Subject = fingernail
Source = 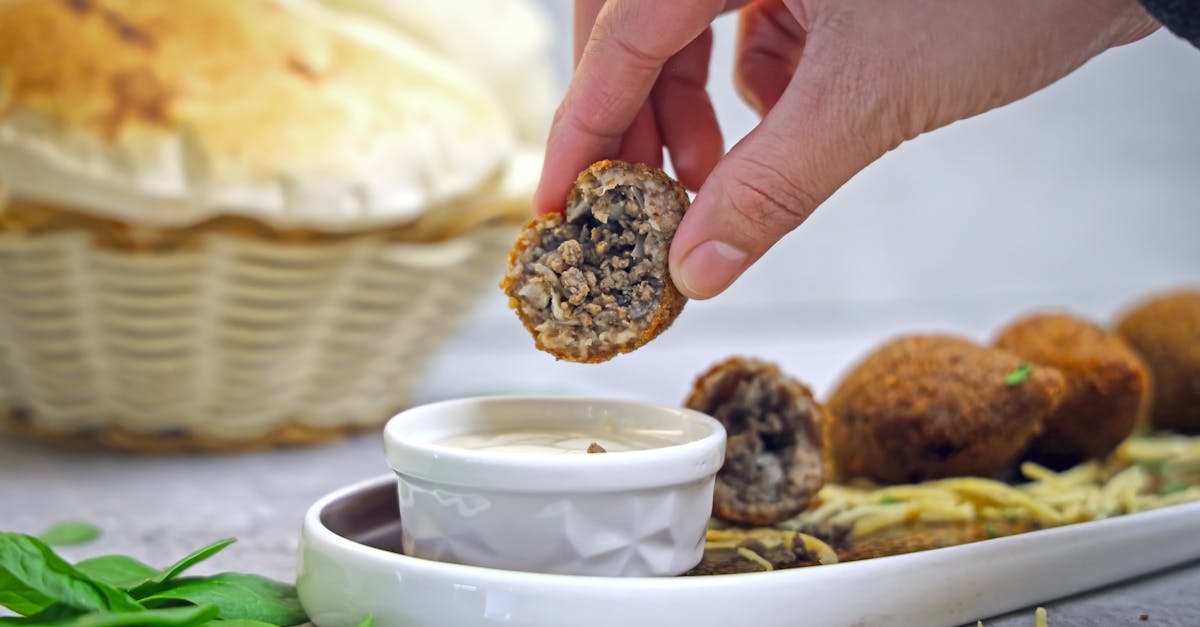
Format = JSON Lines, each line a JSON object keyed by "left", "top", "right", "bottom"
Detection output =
{"left": 674, "top": 241, "right": 749, "bottom": 299}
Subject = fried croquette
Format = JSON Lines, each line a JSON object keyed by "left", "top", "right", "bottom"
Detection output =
{"left": 685, "top": 357, "right": 827, "bottom": 526}
{"left": 828, "top": 335, "right": 1067, "bottom": 484}
{"left": 1116, "top": 290, "right": 1200, "bottom": 434}
{"left": 501, "top": 160, "right": 688, "bottom": 363}
{"left": 994, "top": 312, "right": 1150, "bottom": 468}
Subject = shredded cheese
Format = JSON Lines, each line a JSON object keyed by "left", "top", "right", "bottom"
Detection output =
{"left": 736, "top": 547, "right": 773, "bottom": 572}
{"left": 704, "top": 529, "right": 840, "bottom": 566}
{"left": 781, "top": 435, "right": 1200, "bottom": 539}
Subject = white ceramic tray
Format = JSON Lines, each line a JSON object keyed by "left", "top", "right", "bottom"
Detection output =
{"left": 297, "top": 475, "right": 1200, "bottom": 627}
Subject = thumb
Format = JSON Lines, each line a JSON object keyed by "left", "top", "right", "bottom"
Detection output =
{"left": 668, "top": 45, "right": 894, "bottom": 300}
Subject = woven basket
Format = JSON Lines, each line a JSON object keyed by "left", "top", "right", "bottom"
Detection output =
{"left": 0, "top": 212, "right": 515, "bottom": 452}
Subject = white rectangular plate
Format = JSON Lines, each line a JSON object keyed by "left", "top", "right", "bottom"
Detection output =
{"left": 299, "top": 475, "right": 1200, "bottom": 627}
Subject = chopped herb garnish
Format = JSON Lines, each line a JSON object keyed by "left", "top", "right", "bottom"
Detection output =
{"left": 1137, "top": 460, "right": 1165, "bottom": 475}
{"left": 1158, "top": 483, "right": 1189, "bottom": 496}
{"left": 984, "top": 524, "right": 998, "bottom": 539}
{"left": 879, "top": 495, "right": 901, "bottom": 505}
{"left": 1004, "top": 364, "right": 1034, "bottom": 386}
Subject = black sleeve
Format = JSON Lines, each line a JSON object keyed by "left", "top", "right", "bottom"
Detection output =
{"left": 1139, "top": 0, "right": 1200, "bottom": 48}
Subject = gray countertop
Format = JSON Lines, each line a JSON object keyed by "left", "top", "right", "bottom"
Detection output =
{"left": 3, "top": 297, "right": 1198, "bottom": 626}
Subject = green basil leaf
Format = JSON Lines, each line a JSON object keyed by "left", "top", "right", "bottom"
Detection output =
{"left": 38, "top": 524, "right": 102, "bottom": 548}
{"left": 131, "top": 539, "right": 235, "bottom": 597}
{"left": 156, "top": 539, "right": 236, "bottom": 584}
{"left": 74, "top": 556, "right": 158, "bottom": 590}
{"left": 70, "top": 606, "right": 219, "bottom": 627}
{"left": 0, "top": 605, "right": 220, "bottom": 627}
{"left": 199, "top": 614, "right": 278, "bottom": 619}
{"left": 0, "top": 602, "right": 82, "bottom": 624}
{"left": 0, "top": 568, "right": 55, "bottom": 616}
{"left": 139, "top": 573, "right": 305, "bottom": 626}
{"left": 356, "top": 614, "right": 375, "bottom": 627}
{"left": 0, "top": 533, "right": 141, "bottom": 616}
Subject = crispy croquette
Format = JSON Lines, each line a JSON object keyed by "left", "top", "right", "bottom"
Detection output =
{"left": 995, "top": 312, "right": 1150, "bottom": 468}
{"left": 1116, "top": 290, "right": 1200, "bottom": 434}
{"left": 501, "top": 160, "right": 688, "bottom": 363}
{"left": 685, "top": 357, "right": 827, "bottom": 526}
{"left": 828, "top": 335, "right": 1067, "bottom": 484}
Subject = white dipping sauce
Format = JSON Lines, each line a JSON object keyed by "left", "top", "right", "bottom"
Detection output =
{"left": 436, "top": 428, "right": 684, "bottom": 454}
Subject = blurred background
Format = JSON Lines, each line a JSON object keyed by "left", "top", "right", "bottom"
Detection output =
{"left": 427, "top": 3, "right": 1200, "bottom": 400}
{"left": 531, "top": 2, "right": 1200, "bottom": 313}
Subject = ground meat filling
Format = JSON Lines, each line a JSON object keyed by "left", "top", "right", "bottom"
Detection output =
{"left": 686, "top": 358, "right": 826, "bottom": 526}
{"left": 506, "top": 163, "right": 684, "bottom": 361}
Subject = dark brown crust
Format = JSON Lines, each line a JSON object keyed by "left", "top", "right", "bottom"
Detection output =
{"left": 827, "top": 335, "right": 1067, "bottom": 484}
{"left": 833, "top": 520, "right": 1029, "bottom": 563}
{"left": 994, "top": 312, "right": 1151, "bottom": 468}
{"left": 684, "top": 538, "right": 821, "bottom": 575}
{"left": 500, "top": 160, "right": 688, "bottom": 363}
{"left": 1116, "top": 290, "right": 1200, "bottom": 434}
{"left": 684, "top": 357, "right": 827, "bottom": 526}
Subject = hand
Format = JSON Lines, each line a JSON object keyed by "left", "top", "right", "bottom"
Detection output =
{"left": 534, "top": 0, "right": 1159, "bottom": 299}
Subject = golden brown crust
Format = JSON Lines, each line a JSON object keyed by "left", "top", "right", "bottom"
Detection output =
{"left": 564, "top": 159, "right": 690, "bottom": 222}
{"left": 827, "top": 334, "right": 1067, "bottom": 484}
{"left": 0, "top": 0, "right": 486, "bottom": 151}
{"left": 684, "top": 357, "right": 827, "bottom": 526}
{"left": 0, "top": 0, "right": 513, "bottom": 229}
{"left": 501, "top": 160, "right": 688, "bottom": 363}
{"left": 1116, "top": 289, "right": 1200, "bottom": 434}
{"left": 994, "top": 312, "right": 1150, "bottom": 467}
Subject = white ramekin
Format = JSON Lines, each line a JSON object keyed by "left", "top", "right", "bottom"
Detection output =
{"left": 382, "top": 396, "right": 726, "bottom": 577}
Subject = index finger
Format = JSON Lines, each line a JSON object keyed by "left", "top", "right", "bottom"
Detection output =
{"left": 574, "top": 0, "right": 606, "bottom": 65}
{"left": 534, "top": 0, "right": 730, "bottom": 215}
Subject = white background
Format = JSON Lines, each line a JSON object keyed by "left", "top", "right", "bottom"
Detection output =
{"left": 522, "top": 3, "right": 1199, "bottom": 312}
{"left": 428, "top": 3, "right": 1200, "bottom": 404}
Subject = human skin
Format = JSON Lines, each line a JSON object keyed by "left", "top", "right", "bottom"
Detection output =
{"left": 534, "top": 0, "right": 1160, "bottom": 299}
